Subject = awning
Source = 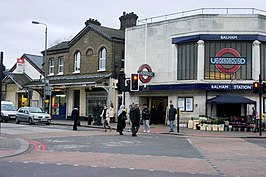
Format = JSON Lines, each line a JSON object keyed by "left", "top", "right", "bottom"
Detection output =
{"left": 207, "top": 93, "right": 256, "bottom": 105}
{"left": 3, "top": 73, "right": 32, "bottom": 89}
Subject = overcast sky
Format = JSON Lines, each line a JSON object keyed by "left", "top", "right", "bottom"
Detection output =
{"left": 1, "top": 0, "right": 266, "bottom": 69}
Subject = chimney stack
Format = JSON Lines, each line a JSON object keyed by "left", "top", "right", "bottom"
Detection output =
{"left": 119, "top": 12, "right": 138, "bottom": 31}
{"left": 85, "top": 18, "right": 101, "bottom": 26}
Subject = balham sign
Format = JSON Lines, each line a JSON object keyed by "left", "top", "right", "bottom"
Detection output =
{"left": 137, "top": 64, "right": 155, "bottom": 83}
{"left": 210, "top": 48, "right": 246, "bottom": 75}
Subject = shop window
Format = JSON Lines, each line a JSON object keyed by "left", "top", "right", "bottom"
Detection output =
{"left": 49, "top": 58, "right": 54, "bottom": 75}
{"left": 74, "top": 51, "right": 81, "bottom": 73}
{"left": 58, "top": 56, "right": 64, "bottom": 75}
{"left": 98, "top": 47, "right": 106, "bottom": 71}
{"left": 178, "top": 97, "right": 193, "bottom": 112}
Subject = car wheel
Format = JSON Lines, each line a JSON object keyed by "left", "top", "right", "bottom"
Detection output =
{"left": 15, "top": 117, "right": 20, "bottom": 124}
{"left": 28, "top": 118, "right": 34, "bottom": 125}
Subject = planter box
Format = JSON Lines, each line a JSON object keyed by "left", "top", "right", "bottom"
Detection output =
{"left": 207, "top": 125, "right": 212, "bottom": 131}
{"left": 188, "top": 120, "right": 193, "bottom": 129}
{"left": 212, "top": 125, "right": 218, "bottom": 131}
{"left": 200, "top": 124, "right": 207, "bottom": 131}
{"left": 193, "top": 120, "right": 200, "bottom": 130}
{"left": 218, "top": 124, "right": 224, "bottom": 131}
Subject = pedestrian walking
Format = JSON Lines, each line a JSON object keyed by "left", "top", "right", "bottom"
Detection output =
{"left": 101, "top": 105, "right": 111, "bottom": 132}
{"left": 168, "top": 104, "right": 177, "bottom": 132}
{"left": 72, "top": 106, "right": 79, "bottom": 131}
{"left": 252, "top": 107, "right": 259, "bottom": 132}
{"left": 108, "top": 103, "right": 115, "bottom": 123}
{"left": 142, "top": 103, "right": 151, "bottom": 133}
{"left": 117, "top": 105, "right": 126, "bottom": 135}
{"left": 130, "top": 102, "right": 141, "bottom": 137}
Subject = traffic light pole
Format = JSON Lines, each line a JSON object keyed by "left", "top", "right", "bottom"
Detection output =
{"left": 259, "top": 74, "right": 262, "bottom": 136}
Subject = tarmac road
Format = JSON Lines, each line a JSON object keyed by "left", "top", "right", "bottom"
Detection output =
{"left": 1, "top": 122, "right": 266, "bottom": 177}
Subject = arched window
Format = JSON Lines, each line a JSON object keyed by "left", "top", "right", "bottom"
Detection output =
{"left": 74, "top": 51, "right": 81, "bottom": 73}
{"left": 99, "top": 48, "right": 106, "bottom": 71}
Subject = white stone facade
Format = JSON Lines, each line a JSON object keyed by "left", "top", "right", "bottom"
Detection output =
{"left": 125, "top": 13, "right": 266, "bottom": 123}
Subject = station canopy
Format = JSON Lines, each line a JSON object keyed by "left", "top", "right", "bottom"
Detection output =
{"left": 207, "top": 93, "right": 256, "bottom": 105}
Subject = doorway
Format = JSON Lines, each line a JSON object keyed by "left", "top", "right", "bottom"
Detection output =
{"left": 142, "top": 97, "right": 168, "bottom": 124}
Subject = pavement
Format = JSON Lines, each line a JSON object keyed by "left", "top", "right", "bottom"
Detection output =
{"left": 0, "top": 120, "right": 265, "bottom": 159}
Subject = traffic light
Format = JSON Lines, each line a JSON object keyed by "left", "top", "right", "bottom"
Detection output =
{"left": 253, "top": 81, "right": 260, "bottom": 93}
{"left": 130, "top": 73, "right": 139, "bottom": 91}
{"left": 117, "top": 72, "right": 125, "bottom": 91}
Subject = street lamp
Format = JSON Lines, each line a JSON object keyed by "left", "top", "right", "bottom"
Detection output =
{"left": 32, "top": 21, "right": 47, "bottom": 111}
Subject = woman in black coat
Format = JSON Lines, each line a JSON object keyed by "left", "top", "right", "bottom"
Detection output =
{"left": 117, "top": 105, "right": 126, "bottom": 135}
{"left": 72, "top": 107, "right": 79, "bottom": 131}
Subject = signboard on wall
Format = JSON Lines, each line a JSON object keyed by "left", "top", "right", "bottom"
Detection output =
{"left": 210, "top": 48, "right": 246, "bottom": 75}
{"left": 16, "top": 58, "right": 25, "bottom": 74}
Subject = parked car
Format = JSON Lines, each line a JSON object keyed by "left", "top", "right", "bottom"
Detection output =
{"left": 1, "top": 101, "right": 17, "bottom": 122}
{"left": 16, "top": 107, "right": 51, "bottom": 125}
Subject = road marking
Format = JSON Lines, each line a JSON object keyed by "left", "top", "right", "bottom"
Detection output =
{"left": 57, "top": 163, "right": 62, "bottom": 166}
{"left": 23, "top": 161, "right": 29, "bottom": 164}
{"left": 28, "top": 140, "right": 46, "bottom": 151}
{"left": 73, "top": 164, "right": 79, "bottom": 167}
{"left": 129, "top": 168, "right": 135, "bottom": 170}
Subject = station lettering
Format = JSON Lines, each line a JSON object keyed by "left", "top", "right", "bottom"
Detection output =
{"left": 210, "top": 57, "right": 246, "bottom": 65}
{"left": 220, "top": 35, "right": 238, "bottom": 40}
{"left": 211, "top": 84, "right": 252, "bottom": 90}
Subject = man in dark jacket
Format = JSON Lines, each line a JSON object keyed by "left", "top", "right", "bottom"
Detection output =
{"left": 129, "top": 103, "right": 140, "bottom": 136}
{"left": 72, "top": 106, "right": 79, "bottom": 131}
{"left": 168, "top": 104, "right": 177, "bottom": 132}
{"left": 142, "top": 104, "right": 151, "bottom": 133}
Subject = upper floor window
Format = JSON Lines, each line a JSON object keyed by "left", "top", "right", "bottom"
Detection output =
{"left": 49, "top": 58, "right": 54, "bottom": 75}
{"left": 74, "top": 51, "right": 81, "bottom": 73}
{"left": 99, "top": 47, "right": 106, "bottom": 71}
{"left": 58, "top": 56, "right": 64, "bottom": 75}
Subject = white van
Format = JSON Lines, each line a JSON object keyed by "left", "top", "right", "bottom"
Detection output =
{"left": 1, "top": 101, "right": 17, "bottom": 122}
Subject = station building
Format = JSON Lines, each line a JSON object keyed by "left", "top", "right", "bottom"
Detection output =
{"left": 125, "top": 8, "right": 266, "bottom": 124}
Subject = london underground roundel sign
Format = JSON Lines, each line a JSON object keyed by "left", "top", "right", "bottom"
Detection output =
{"left": 211, "top": 48, "right": 246, "bottom": 75}
{"left": 137, "top": 64, "right": 155, "bottom": 83}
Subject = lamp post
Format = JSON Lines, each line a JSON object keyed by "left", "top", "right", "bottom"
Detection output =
{"left": 32, "top": 21, "right": 47, "bottom": 111}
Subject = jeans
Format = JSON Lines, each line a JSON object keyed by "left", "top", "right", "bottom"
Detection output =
{"left": 143, "top": 119, "right": 150, "bottom": 132}
{"left": 169, "top": 120, "right": 174, "bottom": 132}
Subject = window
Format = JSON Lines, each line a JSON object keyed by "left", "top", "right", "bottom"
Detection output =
{"left": 49, "top": 58, "right": 54, "bottom": 75}
{"left": 58, "top": 56, "right": 64, "bottom": 74}
{"left": 74, "top": 51, "right": 81, "bottom": 73}
{"left": 178, "top": 97, "right": 193, "bottom": 112}
{"left": 99, "top": 47, "right": 106, "bottom": 71}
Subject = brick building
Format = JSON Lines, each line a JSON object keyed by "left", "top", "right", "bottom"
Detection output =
{"left": 45, "top": 12, "right": 138, "bottom": 120}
